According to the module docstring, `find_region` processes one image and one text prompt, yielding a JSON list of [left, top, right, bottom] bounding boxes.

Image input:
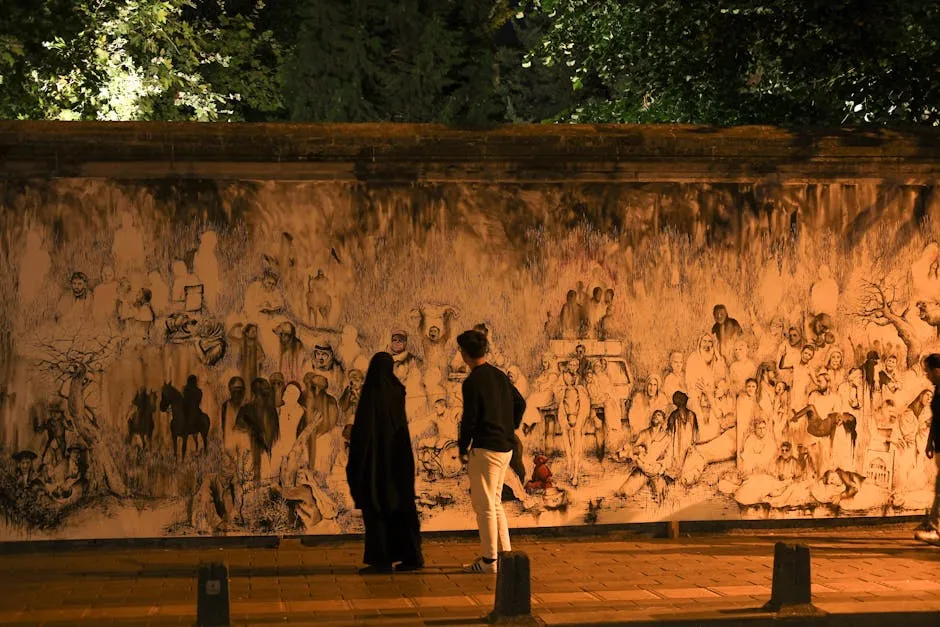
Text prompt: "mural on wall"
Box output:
[[0, 178, 938, 541]]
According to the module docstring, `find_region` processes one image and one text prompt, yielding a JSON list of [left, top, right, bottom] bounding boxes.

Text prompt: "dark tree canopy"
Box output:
[[0, 0, 937, 125], [523, 0, 940, 126]]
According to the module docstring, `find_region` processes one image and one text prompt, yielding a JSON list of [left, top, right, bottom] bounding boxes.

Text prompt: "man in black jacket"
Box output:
[[456, 329, 526, 573], [915, 353, 940, 545]]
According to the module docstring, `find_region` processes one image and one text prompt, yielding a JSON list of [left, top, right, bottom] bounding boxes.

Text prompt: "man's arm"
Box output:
[[458, 380, 477, 456], [511, 384, 526, 430]]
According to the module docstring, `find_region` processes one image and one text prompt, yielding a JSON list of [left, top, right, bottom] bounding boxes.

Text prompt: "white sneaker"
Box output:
[[462, 557, 497, 573]]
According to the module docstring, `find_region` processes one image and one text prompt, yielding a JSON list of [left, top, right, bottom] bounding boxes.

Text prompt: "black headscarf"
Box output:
[[345, 352, 415, 513]]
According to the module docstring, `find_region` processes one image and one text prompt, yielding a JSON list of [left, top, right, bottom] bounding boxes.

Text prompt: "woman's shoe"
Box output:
[[358, 564, 393, 575], [394, 562, 425, 572]]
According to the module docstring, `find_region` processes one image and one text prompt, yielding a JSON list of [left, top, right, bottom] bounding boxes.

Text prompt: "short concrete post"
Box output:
[[762, 542, 824, 616], [197, 562, 230, 627], [489, 552, 543, 625], [666, 520, 680, 539]]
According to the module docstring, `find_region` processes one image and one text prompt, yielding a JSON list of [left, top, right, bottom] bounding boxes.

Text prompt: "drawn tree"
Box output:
[[853, 278, 922, 369]]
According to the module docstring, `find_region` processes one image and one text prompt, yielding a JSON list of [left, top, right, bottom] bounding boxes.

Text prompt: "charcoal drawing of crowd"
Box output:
[[3, 213, 940, 538]]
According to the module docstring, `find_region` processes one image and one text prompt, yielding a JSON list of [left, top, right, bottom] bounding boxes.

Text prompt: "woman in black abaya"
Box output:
[[346, 352, 424, 573]]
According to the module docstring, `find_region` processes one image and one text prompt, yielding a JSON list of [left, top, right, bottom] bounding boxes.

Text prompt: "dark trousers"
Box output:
[[361, 504, 423, 568]]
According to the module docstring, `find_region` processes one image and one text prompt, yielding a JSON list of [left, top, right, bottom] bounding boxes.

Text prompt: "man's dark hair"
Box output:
[[713, 304, 726, 314], [457, 330, 488, 359], [924, 353, 940, 370]]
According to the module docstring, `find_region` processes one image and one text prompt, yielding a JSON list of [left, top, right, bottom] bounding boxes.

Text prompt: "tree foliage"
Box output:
[[280, 0, 507, 124], [523, 0, 940, 126], [1, 0, 937, 126], [0, 0, 283, 121]]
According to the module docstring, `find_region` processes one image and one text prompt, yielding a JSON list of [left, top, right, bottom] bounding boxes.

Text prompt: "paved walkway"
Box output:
[[2, 524, 940, 626]]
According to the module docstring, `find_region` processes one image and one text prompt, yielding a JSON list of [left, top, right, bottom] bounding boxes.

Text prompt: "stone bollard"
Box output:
[[762, 542, 824, 616], [197, 562, 231, 627], [666, 520, 680, 539], [488, 552, 543, 625]]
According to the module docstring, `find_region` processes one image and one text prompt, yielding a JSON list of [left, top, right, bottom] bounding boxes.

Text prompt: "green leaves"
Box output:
[[526, 0, 940, 126], [0, 0, 282, 120]]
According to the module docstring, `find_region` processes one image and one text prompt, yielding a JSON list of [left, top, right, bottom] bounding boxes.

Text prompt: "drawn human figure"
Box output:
[[891, 390, 930, 495], [697, 378, 735, 445], [597, 288, 617, 340], [824, 347, 847, 390], [662, 351, 685, 400], [616, 410, 672, 503], [270, 372, 287, 408], [728, 341, 757, 396], [54, 272, 93, 328], [220, 376, 247, 453], [91, 264, 119, 325], [585, 360, 623, 454], [244, 267, 287, 359], [181, 375, 207, 452], [777, 326, 804, 385], [115, 277, 134, 330], [229, 323, 265, 395], [520, 357, 558, 447], [337, 325, 365, 375], [735, 378, 761, 466], [557, 289, 584, 339], [387, 330, 425, 419], [685, 334, 727, 418], [51, 446, 87, 507], [339, 364, 366, 423], [189, 451, 243, 534], [146, 270, 170, 317], [711, 305, 743, 362], [112, 212, 146, 275], [790, 344, 818, 411], [17, 225, 51, 306], [553, 358, 591, 486], [309, 340, 343, 397], [193, 229, 221, 312], [583, 286, 606, 339], [756, 317, 786, 364], [773, 441, 801, 481], [13, 450, 41, 492], [740, 418, 776, 475], [123, 288, 156, 344], [235, 378, 279, 481], [628, 376, 670, 438], [305, 269, 333, 328], [126, 387, 156, 450], [798, 367, 842, 474], [270, 382, 305, 476], [273, 321, 307, 384], [667, 391, 697, 477], [300, 374, 341, 481], [754, 361, 777, 418]]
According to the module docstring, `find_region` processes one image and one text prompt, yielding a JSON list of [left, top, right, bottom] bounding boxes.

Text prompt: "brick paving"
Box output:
[[1, 524, 939, 626]]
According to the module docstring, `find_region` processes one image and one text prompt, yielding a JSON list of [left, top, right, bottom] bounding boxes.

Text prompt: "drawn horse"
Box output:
[[127, 388, 156, 450], [160, 382, 210, 460]]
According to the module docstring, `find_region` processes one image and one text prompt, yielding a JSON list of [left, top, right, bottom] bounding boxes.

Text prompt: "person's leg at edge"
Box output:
[[495, 450, 512, 553], [915, 456, 940, 543], [468, 448, 499, 560]]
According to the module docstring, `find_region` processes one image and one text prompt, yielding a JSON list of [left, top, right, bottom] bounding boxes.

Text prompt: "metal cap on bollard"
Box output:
[[197, 562, 231, 627]]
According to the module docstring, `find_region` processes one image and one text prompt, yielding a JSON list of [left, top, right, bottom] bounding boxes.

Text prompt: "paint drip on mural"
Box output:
[[0, 180, 937, 540]]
